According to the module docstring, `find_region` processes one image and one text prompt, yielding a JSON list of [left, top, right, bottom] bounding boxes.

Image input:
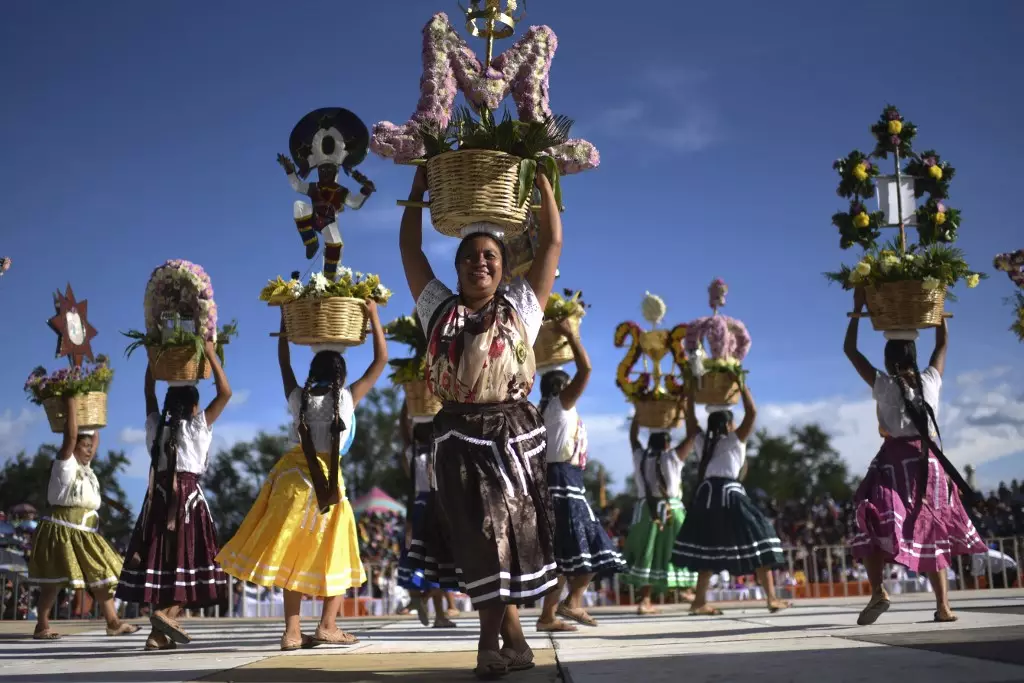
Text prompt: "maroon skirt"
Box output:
[[115, 472, 227, 608]]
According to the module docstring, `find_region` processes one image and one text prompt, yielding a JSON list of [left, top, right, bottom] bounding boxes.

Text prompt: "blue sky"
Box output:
[[1, 1, 1022, 508]]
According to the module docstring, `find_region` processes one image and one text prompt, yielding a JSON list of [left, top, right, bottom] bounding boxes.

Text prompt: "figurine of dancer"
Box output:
[[277, 107, 375, 281]]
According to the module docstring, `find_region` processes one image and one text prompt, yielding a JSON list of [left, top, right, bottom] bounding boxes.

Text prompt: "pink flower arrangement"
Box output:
[[708, 278, 727, 310], [371, 12, 599, 175], [685, 279, 750, 365], [144, 259, 218, 342], [994, 250, 1024, 289]]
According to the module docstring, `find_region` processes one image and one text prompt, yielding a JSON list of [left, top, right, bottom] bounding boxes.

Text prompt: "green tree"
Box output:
[[202, 431, 287, 543], [581, 459, 612, 507], [343, 386, 405, 501], [743, 423, 854, 503]]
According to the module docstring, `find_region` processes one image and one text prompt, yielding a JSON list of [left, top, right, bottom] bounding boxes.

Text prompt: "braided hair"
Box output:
[[150, 385, 199, 533], [697, 410, 734, 484], [539, 370, 570, 415], [884, 340, 943, 499], [640, 432, 672, 520], [298, 351, 348, 512]]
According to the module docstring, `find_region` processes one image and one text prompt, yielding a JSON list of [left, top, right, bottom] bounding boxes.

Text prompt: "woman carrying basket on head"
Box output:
[[399, 166, 561, 679], [843, 288, 984, 625]]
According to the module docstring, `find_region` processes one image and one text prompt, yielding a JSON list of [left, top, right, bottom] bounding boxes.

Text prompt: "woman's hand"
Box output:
[[553, 316, 575, 338], [364, 299, 379, 319], [276, 153, 295, 174], [535, 167, 552, 191], [410, 166, 428, 196], [853, 286, 867, 311], [204, 340, 217, 359]]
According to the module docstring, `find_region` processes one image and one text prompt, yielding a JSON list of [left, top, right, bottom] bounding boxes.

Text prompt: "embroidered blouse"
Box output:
[[287, 387, 356, 454], [543, 399, 588, 468], [145, 411, 214, 475], [47, 457, 101, 510]]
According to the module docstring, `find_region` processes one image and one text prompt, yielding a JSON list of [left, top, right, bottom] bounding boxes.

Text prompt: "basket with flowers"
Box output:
[[681, 279, 748, 406], [994, 250, 1024, 342], [123, 260, 237, 382], [384, 314, 440, 417], [825, 105, 984, 331], [25, 357, 113, 433], [259, 268, 392, 347], [534, 288, 588, 369], [614, 292, 687, 429]]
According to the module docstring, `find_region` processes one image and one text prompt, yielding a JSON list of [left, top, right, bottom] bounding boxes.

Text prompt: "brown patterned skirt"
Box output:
[[409, 400, 559, 608]]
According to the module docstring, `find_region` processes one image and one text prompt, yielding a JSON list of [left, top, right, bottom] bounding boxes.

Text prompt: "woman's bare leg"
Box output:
[[929, 571, 955, 620], [34, 585, 59, 635], [478, 604, 505, 652], [756, 567, 790, 611], [283, 589, 303, 641]]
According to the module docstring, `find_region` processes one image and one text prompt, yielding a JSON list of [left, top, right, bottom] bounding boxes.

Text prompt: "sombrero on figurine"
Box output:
[[288, 108, 370, 178]]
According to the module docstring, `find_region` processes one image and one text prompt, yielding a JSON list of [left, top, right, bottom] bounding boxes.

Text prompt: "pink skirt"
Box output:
[[851, 437, 986, 572]]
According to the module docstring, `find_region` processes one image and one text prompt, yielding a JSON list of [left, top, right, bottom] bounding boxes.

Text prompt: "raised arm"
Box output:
[[203, 340, 232, 426], [844, 287, 878, 388], [674, 389, 700, 459], [525, 172, 562, 311], [400, 167, 436, 301], [735, 384, 757, 443], [277, 154, 309, 194], [350, 300, 388, 405], [58, 396, 78, 461], [279, 310, 299, 399], [144, 365, 158, 418], [344, 169, 376, 210], [556, 321, 591, 410], [629, 413, 642, 453], [928, 319, 948, 377]]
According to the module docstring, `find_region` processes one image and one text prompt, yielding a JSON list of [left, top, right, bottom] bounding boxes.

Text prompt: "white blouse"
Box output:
[[415, 278, 543, 345], [632, 447, 683, 500], [47, 457, 101, 510], [695, 432, 747, 480], [406, 447, 431, 495], [873, 366, 941, 438], [543, 399, 587, 466], [146, 411, 214, 475], [288, 386, 355, 454]]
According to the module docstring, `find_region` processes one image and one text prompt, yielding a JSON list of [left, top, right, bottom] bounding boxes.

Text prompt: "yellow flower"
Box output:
[[928, 165, 943, 180], [921, 277, 940, 291], [853, 212, 871, 229], [852, 162, 869, 181], [888, 120, 903, 135], [880, 250, 895, 259], [854, 261, 871, 277], [966, 274, 980, 288], [881, 255, 900, 271], [934, 211, 947, 225]]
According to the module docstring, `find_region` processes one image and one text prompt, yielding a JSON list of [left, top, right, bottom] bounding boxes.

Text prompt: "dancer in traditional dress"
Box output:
[[536, 323, 625, 632], [216, 301, 386, 650], [397, 405, 457, 629], [28, 398, 140, 640], [672, 385, 789, 615], [399, 166, 561, 679], [844, 289, 984, 624], [622, 412, 697, 615], [116, 342, 231, 650]]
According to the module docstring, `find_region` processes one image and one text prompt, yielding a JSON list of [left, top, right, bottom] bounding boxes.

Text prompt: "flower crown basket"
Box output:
[[148, 347, 211, 383], [282, 298, 369, 347], [405, 379, 442, 418], [426, 150, 529, 236], [533, 315, 581, 368], [691, 372, 740, 406], [633, 398, 682, 430], [863, 281, 947, 331], [43, 392, 108, 433]]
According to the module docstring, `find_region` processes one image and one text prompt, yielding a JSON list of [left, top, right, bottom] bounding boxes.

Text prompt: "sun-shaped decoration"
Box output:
[[48, 284, 97, 367]]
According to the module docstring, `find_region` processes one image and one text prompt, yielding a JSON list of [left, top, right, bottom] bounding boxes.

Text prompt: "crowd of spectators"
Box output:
[[356, 510, 403, 565]]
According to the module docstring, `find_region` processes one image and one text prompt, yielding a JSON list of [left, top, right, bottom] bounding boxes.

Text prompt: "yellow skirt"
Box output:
[[214, 446, 365, 597]]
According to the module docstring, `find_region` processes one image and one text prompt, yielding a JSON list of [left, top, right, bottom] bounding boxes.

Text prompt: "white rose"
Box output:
[[921, 277, 940, 291]]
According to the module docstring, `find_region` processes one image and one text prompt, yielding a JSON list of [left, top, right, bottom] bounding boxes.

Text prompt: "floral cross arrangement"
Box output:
[[258, 268, 393, 306], [825, 105, 984, 295], [614, 292, 687, 402], [994, 250, 1024, 342], [384, 314, 428, 385], [24, 356, 114, 405], [123, 259, 237, 365], [683, 278, 751, 382]]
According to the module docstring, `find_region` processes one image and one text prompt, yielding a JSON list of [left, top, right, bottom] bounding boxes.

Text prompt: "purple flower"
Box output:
[[863, 161, 872, 171], [850, 202, 864, 214], [886, 108, 901, 121], [924, 156, 937, 167], [936, 202, 946, 213], [890, 135, 901, 146]]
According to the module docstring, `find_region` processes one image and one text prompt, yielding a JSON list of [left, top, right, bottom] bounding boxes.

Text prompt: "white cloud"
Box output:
[[228, 389, 251, 408], [119, 427, 147, 445], [0, 408, 39, 459]]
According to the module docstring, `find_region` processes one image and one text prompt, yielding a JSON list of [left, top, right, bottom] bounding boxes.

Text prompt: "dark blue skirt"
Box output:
[[548, 462, 626, 577], [397, 492, 440, 591]]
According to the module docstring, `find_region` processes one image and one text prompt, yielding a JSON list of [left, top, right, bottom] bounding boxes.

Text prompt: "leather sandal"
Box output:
[[474, 650, 508, 680], [312, 627, 359, 645], [280, 633, 318, 651], [149, 613, 190, 643]]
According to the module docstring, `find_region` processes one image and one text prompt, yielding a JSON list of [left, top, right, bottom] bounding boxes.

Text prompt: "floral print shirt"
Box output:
[[416, 279, 543, 404]]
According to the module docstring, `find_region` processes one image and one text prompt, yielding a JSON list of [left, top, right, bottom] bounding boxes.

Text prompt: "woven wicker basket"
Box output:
[[864, 280, 947, 331], [43, 392, 108, 433], [404, 379, 442, 418], [534, 316, 581, 369], [283, 297, 368, 346], [691, 372, 740, 406], [634, 399, 682, 430], [147, 346, 211, 382], [425, 150, 529, 236]]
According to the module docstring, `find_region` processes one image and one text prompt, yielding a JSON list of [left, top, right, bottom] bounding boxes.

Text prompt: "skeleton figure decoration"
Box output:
[[276, 108, 376, 281]]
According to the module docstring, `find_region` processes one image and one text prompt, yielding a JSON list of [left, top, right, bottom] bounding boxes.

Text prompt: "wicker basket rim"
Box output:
[[428, 149, 525, 163]]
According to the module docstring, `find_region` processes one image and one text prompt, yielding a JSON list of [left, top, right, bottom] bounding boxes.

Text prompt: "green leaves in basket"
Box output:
[[121, 320, 238, 366]]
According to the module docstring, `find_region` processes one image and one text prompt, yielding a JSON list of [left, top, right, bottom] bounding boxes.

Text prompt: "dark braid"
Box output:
[[298, 351, 347, 513], [697, 411, 733, 484], [539, 370, 570, 416], [150, 386, 199, 534], [640, 432, 672, 521]]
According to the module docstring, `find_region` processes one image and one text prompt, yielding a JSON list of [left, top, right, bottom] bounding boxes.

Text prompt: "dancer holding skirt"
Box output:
[[399, 166, 561, 679], [672, 384, 789, 615], [28, 398, 139, 640], [116, 343, 231, 650], [216, 302, 387, 649], [536, 323, 625, 632], [844, 288, 984, 624]]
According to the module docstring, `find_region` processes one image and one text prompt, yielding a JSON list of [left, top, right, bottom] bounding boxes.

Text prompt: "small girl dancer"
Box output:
[[844, 290, 984, 624], [216, 301, 386, 650], [622, 413, 697, 615], [28, 397, 139, 640], [672, 385, 789, 615], [116, 341, 231, 650], [536, 322, 625, 632]]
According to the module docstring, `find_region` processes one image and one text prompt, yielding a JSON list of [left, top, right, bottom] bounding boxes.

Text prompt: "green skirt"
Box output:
[[28, 506, 122, 594], [622, 498, 697, 591]]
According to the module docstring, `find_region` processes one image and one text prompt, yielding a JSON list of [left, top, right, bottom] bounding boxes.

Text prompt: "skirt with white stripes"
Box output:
[[397, 492, 439, 591], [672, 477, 785, 575], [407, 400, 559, 609], [548, 462, 626, 577]]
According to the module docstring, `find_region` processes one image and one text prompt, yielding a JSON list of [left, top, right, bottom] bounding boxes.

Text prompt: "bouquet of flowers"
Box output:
[[827, 240, 983, 297], [259, 268, 393, 306], [384, 315, 428, 385], [24, 356, 113, 405], [994, 250, 1024, 341], [683, 279, 751, 403], [543, 288, 588, 322]]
